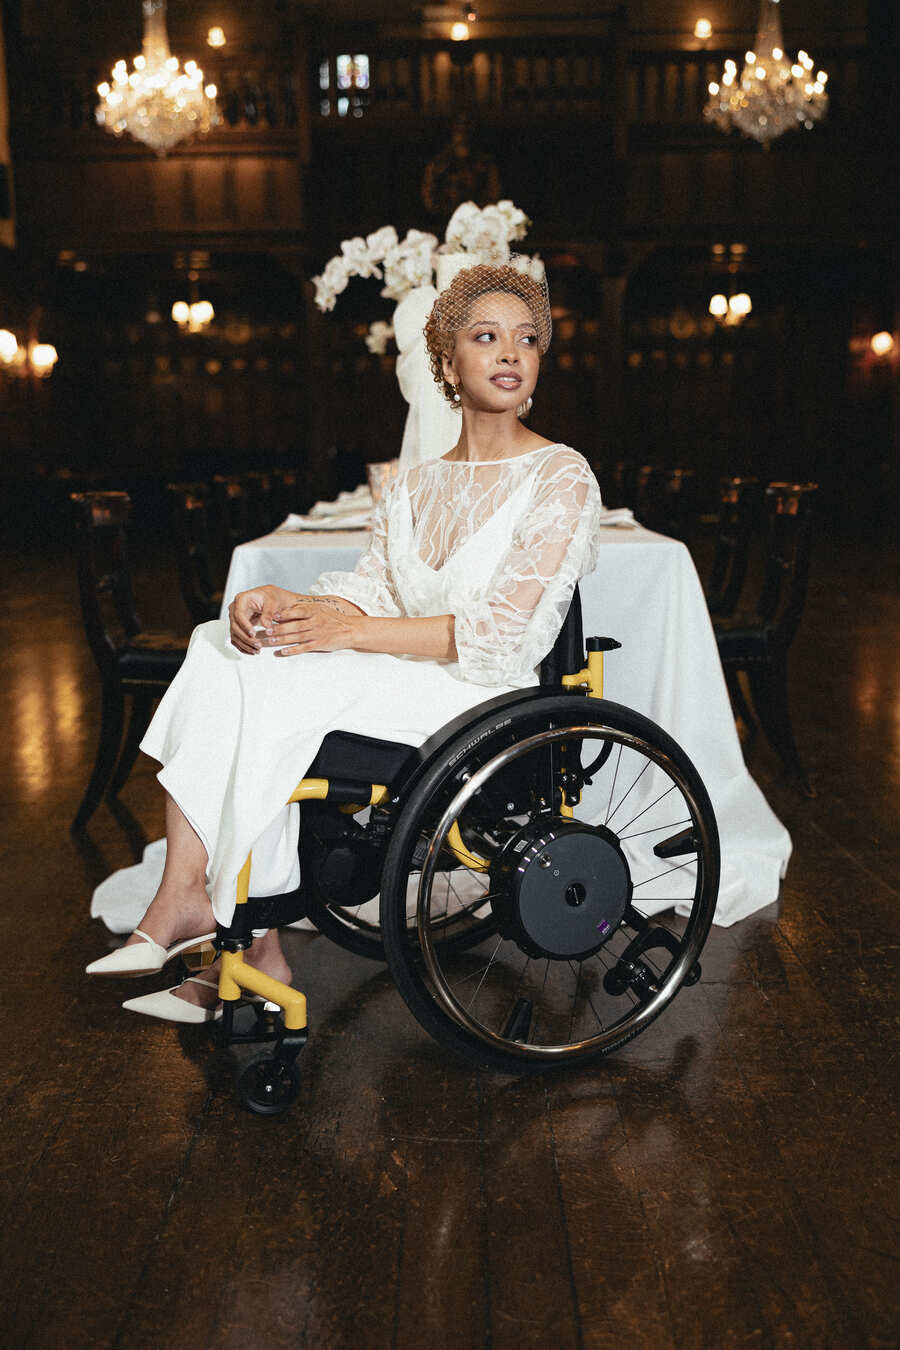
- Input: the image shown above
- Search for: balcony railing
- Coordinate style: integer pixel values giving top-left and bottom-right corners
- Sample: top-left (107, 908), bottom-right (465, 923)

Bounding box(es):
top-left (315, 38), bottom-right (618, 123)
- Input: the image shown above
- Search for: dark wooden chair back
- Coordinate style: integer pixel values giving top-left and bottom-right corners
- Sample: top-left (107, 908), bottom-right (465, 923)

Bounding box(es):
top-left (243, 470), bottom-right (281, 537)
top-left (707, 476), bottom-right (761, 617)
top-left (211, 474), bottom-right (252, 562)
top-left (757, 482), bottom-right (818, 649)
top-left (71, 491), bottom-right (141, 672)
top-left (167, 481), bottom-right (222, 625)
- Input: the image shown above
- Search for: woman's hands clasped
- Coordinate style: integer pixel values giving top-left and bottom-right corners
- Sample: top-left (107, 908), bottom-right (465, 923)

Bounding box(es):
top-left (228, 584), bottom-right (358, 657)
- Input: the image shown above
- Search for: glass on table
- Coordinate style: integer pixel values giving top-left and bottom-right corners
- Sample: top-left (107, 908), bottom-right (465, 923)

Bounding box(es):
top-left (365, 459), bottom-right (399, 503)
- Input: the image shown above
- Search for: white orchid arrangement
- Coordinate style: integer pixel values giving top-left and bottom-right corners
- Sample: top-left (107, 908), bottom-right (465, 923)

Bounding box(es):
top-left (311, 201), bottom-right (543, 344)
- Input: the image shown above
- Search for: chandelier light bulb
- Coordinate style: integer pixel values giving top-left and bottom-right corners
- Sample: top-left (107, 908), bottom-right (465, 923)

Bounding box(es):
top-left (729, 293), bottom-right (752, 317)
top-left (171, 300), bottom-right (190, 324)
top-left (0, 328), bottom-right (19, 363)
top-left (190, 300), bottom-right (214, 327)
top-left (451, 21), bottom-right (470, 41)
top-left (709, 294), bottom-right (729, 318)
top-left (29, 343), bottom-right (59, 375)
top-left (870, 331), bottom-right (895, 357)
top-left (694, 19), bottom-right (712, 40)
top-left (207, 26), bottom-right (226, 48)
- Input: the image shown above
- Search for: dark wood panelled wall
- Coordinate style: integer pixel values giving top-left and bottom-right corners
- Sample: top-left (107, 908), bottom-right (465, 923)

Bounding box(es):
top-left (0, 0), bottom-right (896, 530)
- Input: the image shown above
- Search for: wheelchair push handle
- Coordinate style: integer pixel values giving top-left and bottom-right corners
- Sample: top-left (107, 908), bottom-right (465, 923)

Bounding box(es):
top-left (561, 635), bottom-right (621, 698)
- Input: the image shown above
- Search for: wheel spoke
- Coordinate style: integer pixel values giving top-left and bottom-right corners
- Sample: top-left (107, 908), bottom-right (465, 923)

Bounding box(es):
top-left (604, 741), bottom-right (623, 825)
top-left (465, 936), bottom-right (504, 1011)
top-left (615, 782), bottom-right (677, 835)
top-left (619, 817), bottom-right (692, 843)
top-left (632, 857), bottom-right (699, 889)
top-left (606, 757), bottom-right (651, 827)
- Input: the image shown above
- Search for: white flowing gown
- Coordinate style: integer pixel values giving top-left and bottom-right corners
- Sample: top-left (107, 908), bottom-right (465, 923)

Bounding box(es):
top-left (139, 445), bottom-right (605, 927)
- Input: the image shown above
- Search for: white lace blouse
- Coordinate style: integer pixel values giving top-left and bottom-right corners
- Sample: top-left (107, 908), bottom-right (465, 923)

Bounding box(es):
top-left (311, 444), bottom-right (605, 686)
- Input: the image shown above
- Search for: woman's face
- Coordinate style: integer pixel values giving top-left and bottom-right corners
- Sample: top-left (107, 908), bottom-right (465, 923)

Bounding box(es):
top-left (443, 290), bottom-right (541, 413)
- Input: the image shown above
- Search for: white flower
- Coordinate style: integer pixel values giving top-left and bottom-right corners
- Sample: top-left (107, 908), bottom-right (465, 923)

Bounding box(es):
top-left (380, 230), bottom-right (439, 301)
top-left (365, 225), bottom-right (399, 261)
top-left (322, 256), bottom-right (350, 293)
top-left (340, 236), bottom-right (380, 279)
top-left (445, 201), bottom-right (482, 247)
top-left (365, 320), bottom-right (395, 355)
top-left (311, 275), bottom-right (337, 312)
top-left (510, 252), bottom-right (546, 283)
top-left (495, 200), bottom-right (530, 240)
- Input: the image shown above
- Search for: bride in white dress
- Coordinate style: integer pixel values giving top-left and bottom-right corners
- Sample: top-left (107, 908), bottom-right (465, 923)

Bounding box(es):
top-left (86, 261), bottom-right (605, 1019)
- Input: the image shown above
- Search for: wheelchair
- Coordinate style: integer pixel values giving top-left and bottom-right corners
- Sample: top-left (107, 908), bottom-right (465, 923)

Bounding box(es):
top-left (208, 589), bottom-right (720, 1114)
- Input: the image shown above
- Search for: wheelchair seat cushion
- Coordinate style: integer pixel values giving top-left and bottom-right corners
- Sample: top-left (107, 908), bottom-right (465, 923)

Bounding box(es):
top-left (306, 730), bottom-right (419, 787)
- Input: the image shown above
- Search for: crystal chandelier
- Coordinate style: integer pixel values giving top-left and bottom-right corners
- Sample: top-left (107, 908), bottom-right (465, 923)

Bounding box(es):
top-left (704, 0), bottom-right (828, 145)
top-left (96, 1), bottom-right (219, 155)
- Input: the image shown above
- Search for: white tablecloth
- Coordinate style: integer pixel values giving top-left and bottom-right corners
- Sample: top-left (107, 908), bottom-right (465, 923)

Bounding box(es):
top-left (221, 525), bottom-right (791, 926)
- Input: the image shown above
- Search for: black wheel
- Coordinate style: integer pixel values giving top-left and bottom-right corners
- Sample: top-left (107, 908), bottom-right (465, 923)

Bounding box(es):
top-left (237, 1052), bottom-right (301, 1115)
top-left (304, 809), bottom-right (499, 963)
top-left (381, 694), bottom-right (719, 1072)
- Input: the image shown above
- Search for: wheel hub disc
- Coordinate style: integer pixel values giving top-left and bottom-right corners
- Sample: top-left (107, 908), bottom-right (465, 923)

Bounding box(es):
top-left (492, 819), bottom-right (632, 960)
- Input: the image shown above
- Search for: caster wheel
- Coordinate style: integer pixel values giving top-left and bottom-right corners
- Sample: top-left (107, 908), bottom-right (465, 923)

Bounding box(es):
top-left (237, 1053), bottom-right (301, 1116)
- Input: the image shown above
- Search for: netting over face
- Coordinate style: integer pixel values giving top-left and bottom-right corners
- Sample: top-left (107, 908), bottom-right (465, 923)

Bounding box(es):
top-left (424, 261), bottom-right (552, 407)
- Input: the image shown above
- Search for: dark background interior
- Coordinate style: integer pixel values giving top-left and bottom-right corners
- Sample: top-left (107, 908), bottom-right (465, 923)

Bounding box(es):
top-left (0, 0), bottom-right (896, 543)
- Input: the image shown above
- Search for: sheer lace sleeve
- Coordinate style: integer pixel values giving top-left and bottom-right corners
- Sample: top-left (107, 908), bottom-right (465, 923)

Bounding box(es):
top-left (309, 488), bottom-right (404, 617)
top-left (452, 448), bottom-right (603, 685)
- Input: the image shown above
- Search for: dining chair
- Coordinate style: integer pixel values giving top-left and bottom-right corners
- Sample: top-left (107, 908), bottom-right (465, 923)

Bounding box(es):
top-left (211, 474), bottom-right (252, 561)
top-left (71, 491), bottom-right (188, 832)
top-left (706, 476), bottom-right (761, 618)
top-left (242, 470), bottom-right (281, 537)
top-left (273, 466), bottom-right (302, 521)
top-left (166, 481), bottom-right (223, 625)
top-left (628, 465), bottom-right (698, 543)
top-left (714, 482), bottom-right (819, 796)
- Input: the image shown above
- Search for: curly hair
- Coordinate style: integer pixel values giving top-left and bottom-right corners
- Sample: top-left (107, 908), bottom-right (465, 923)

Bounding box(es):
top-left (423, 263), bottom-right (552, 407)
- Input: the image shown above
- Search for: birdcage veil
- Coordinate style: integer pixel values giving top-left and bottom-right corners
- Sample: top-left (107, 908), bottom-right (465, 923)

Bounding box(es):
top-left (424, 255), bottom-right (552, 408)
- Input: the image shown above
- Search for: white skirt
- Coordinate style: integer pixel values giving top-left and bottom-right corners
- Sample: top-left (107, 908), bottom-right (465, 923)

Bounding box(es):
top-left (138, 619), bottom-right (517, 927)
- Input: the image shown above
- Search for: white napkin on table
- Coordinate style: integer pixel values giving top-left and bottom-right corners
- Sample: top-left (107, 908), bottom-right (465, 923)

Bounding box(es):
top-left (278, 510), bottom-right (373, 532)
top-left (308, 485), bottom-right (373, 518)
top-left (597, 507), bottom-right (637, 528)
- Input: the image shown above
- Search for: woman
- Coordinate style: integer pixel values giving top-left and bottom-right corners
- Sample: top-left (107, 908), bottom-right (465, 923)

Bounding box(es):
top-left (86, 262), bottom-right (605, 1020)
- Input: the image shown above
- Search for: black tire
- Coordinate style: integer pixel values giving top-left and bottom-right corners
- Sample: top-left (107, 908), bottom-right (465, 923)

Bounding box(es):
top-left (237, 1052), bottom-right (301, 1115)
top-left (381, 694), bottom-right (719, 1073)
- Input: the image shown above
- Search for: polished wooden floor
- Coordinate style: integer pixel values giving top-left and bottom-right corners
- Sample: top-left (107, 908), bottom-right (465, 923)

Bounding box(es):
top-left (2, 522), bottom-right (897, 1350)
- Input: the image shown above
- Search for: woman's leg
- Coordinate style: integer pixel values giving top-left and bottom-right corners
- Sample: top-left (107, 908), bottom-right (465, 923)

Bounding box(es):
top-left (123, 793), bottom-right (215, 950)
top-left (124, 793), bottom-right (294, 1008)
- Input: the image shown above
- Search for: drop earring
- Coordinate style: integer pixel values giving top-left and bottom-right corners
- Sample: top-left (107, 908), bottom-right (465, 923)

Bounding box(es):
top-left (451, 383), bottom-right (461, 404)
top-left (516, 395), bottom-right (533, 419)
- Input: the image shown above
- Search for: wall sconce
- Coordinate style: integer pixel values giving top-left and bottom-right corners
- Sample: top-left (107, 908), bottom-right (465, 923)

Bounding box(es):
top-left (709, 293), bottom-right (752, 326)
top-left (0, 328), bottom-right (59, 377)
top-left (694, 19), bottom-right (713, 43)
top-left (207, 27), bottom-right (226, 49)
top-left (870, 331), bottom-right (895, 358)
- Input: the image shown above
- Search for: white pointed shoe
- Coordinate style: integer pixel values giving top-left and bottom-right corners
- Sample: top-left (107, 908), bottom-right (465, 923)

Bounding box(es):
top-left (122, 977), bottom-right (221, 1024)
top-left (122, 979), bottom-right (280, 1024)
top-left (85, 928), bottom-right (216, 978)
